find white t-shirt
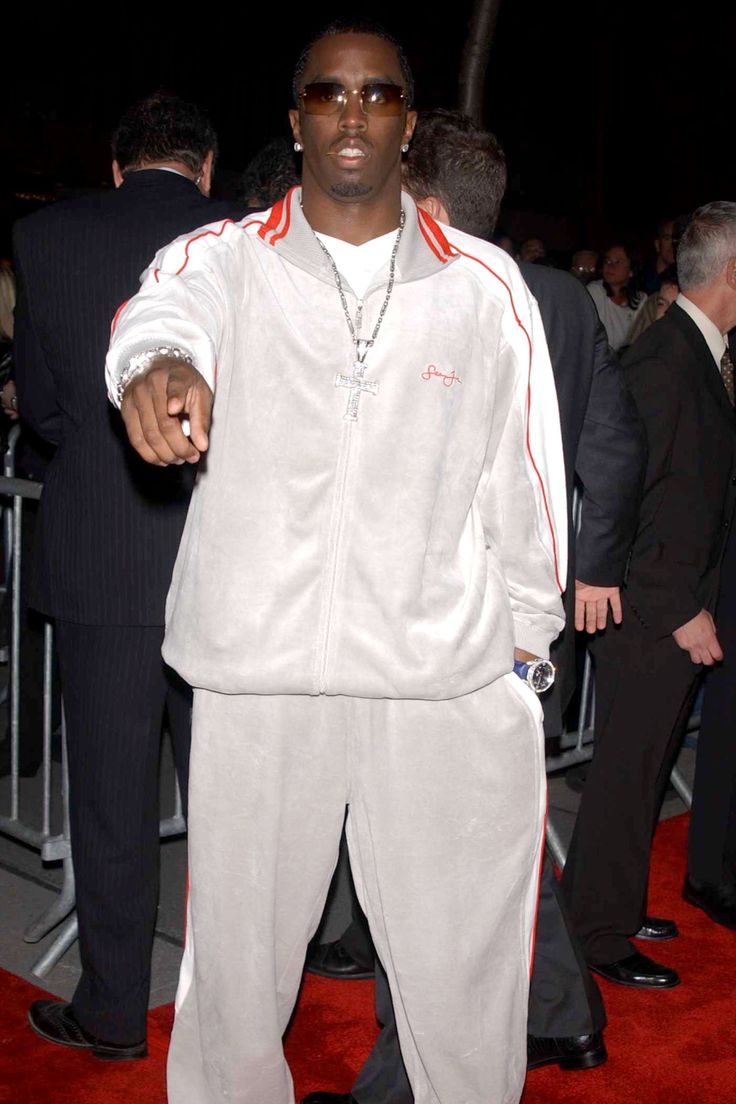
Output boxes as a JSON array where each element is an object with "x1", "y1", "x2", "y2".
[
  {"x1": 315, "y1": 229, "x2": 397, "y2": 300},
  {"x1": 587, "y1": 280, "x2": 646, "y2": 351}
]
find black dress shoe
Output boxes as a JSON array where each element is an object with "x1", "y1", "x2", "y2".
[
  {"x1": 683, "y1": 875, "x2": 736, "y2": 930},
  {"x1": 28, "y1": 1000, "x2": 147, "y2": 1060},
  {"x1": 527, "y1": 1030, "x2": 607, "y2": 1071},
  {"x1": 635, "y1": 915, "x2": 679, "y2": 941},
  {"x1": 589, "y1": 951, "x2": 680, "y2": 989},
  {"x1": 301, "y1": 1095, "x2": 357, "y2": 1104},
  {"x1": 304, "y1": 938, "x2": 374, "y2": 980}
]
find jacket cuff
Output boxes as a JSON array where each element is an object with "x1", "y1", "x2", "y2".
[
  {"x1": 513, "y1": 620, "x2": 554, "y2": 661},
  {"x1": 623, "y1": 590, "x2": 703, "y2": 640}
]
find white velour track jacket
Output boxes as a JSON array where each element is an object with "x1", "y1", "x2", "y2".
[{"x1": 106, "y1": 189, "x2": 567, "y2": 700}]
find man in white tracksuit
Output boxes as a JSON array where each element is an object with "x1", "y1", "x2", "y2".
[{"x1": 106, "y1": 22, "x2": 567, "y2": 1104}]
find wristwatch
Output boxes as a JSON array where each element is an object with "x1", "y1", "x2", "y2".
[{"x1": 512, "y1": 657, "x2": 556, "y2": 694}]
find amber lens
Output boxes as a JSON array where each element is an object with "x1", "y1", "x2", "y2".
[
  {"x1": 301, "y1": 82, "x2": 406, "y2": 116},
  {"x1": 301, "y1": 82, "x2": 345, "y2": 114},
  {"x1": 361, "y1": 83, "x2": 406, "y2": 114}
]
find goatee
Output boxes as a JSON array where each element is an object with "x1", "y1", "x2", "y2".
[{"x1": 330, "y1": 182, "x2": 371, "y2": 198}]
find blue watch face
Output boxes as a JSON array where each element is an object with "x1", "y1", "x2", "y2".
[
  {"x1": 528, "y1": 661, "x2": 555, "y2": 692},
  {"x1": 513, "y1": 659, "x2": 555, "y2": 693}
]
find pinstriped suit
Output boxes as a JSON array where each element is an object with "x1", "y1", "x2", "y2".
[{"x1": 13, "y1": 170, "x2": 243, "y2": 1043}]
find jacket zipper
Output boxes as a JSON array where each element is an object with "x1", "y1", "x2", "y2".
[
  {"x1": 317, "y1": 296, "x2": 364, "y2": 692},
  {"x1": 317, "y1": 423, "x2": 353, "y2": 693}
]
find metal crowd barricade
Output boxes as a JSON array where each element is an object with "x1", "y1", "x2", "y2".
[
  {"x1": 0, "y1": 428, "x2": 186, "y2": 977},
  {"x1": 543, "y1": 485, "x2": 698, "y2": 868}
]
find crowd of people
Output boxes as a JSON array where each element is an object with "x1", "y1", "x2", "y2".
[
  {"x1": 2, "y1": 17, "x2": 736, "y2": 1104},
  {"x1": 494, "y1": 225, "x2": 682, "y2": 354}
]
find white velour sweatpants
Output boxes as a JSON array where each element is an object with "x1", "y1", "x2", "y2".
[{"x1": 167, "y1": 674, "x2": 546, "y2": 1104}]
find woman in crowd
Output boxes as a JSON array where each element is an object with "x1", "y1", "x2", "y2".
[
  {"x1": 625, "y1": 262, "x2": 679, "y2": 347},
  {"x1": 587, "y1": 243, "x2": 646, "y2": 350}
]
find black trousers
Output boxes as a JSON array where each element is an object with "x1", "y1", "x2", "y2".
[
  {"x1": 55, "y1": 621, "x2": 191, "y2": 1043},
  {"x1": 561, "y1": 613, "x2": 699, "y2": 964},
  {"x1": 689, "y1": 523, "x2": 736, "y2": 888}
]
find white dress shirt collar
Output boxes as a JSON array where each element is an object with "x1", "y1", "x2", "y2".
[{"x1": 676, "y1": 293, "x2": 727, "y2": 367}]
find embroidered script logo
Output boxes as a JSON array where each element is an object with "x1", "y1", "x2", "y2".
[{"x1": 420, "y1": 364, "x2": 462, "y2": 388}]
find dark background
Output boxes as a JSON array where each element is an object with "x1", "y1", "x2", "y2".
[{"x1": 2, "y1": 3, "x2": 732, "y2": 257}]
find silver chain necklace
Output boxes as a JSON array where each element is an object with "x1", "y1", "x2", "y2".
[{"x1": 312, "y1": 210, "x2": 405, "y2": 422}]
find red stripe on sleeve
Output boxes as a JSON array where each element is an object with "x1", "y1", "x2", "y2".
[
  {"x1": 173, "y1": 220, "x2": 233, "y2": 277},
  {"x1": 450, "y1": 244, "x2": 563, "y2": 593},
  {"x1": 110, "y1": 299, "x2": 129, "y2": 336}
]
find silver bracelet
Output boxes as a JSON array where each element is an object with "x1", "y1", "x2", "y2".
[{"x1": 116, "y1": 345, "x2": 195, "y2": 405}]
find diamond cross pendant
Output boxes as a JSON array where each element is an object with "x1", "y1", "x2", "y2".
[{"x1": 335, "y1": 360, "x2": 380, "y2": 422}]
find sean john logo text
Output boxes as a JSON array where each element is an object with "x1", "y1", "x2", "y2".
[{"x1": 420, "y1": 365, "x2": 462, "y2": 388}]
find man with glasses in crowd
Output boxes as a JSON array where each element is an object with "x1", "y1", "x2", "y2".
[{"x1": 106, "y1": 22, "x2": 567, "y2": 1104}]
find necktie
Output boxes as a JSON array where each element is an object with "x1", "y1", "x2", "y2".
[{"x1": 721, "y1": 345, "x2": 735, "y2": 406}]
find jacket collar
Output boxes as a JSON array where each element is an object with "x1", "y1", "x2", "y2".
[
  {"x1": 118, "y1": 168, "x2": 202, "y2": 196},
  {"x1": 257, "y1": 186, "x2": 457, "y2": 288}
]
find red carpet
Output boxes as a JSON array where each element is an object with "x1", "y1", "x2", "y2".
[{"x1": 2, "y1": 814, "x2": 735, "y2": 1104}]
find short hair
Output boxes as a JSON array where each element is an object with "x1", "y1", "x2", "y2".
[
  {"x1": 111, "y1": 92, "x2": 217, "y2": 175},
  {"x1": 403, "y1": 109, "x2": 506, "y2": 240},
  {"x1": 677, "y1": 202, "x2": 736, "y2": 291},
  {"x1": 241, "y1": 138, "x2": 301, "y2": 208},
  {"x1": 292, "y1": 20, "x2": 415, "y2": 108}
]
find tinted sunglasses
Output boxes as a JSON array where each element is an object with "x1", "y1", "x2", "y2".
[{"x1": 300, "y1": 82, "x2": 406, "y2": 116}]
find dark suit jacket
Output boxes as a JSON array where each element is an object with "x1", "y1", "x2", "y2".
[
  {"x1": 13, "y1": 170, "x2": 244, "y2": 625},
  {"x1": 521, "y1": 263, "x2": 646, "y2": 728},
  {"x1": 620, "y1": 302, "x2": 736, "y2": 638}
]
